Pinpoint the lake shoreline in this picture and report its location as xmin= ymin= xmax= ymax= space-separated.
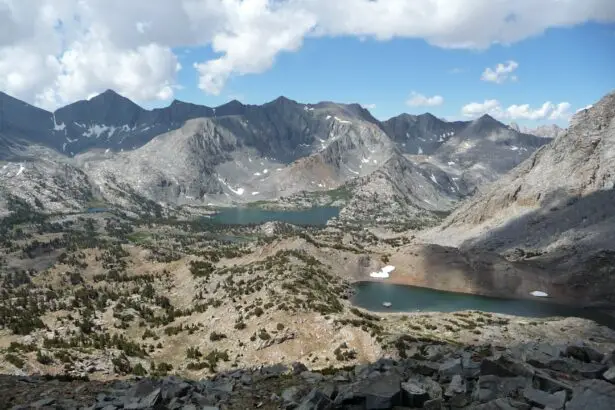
xmin=349 ymin=280 xmax=615 ymax=330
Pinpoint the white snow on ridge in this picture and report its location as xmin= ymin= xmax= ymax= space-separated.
xmin=83 ymin=124 xmax=112 ymax=138
xmin=251 ymin=192 xmax=259 ymax=195
xmin=418 ymin=146 xmax=423 ymax=154
xmin=430 ymin=174 xmax=438 ymax=184
xmin=15 ymin=164 xmax=25 ymax=177
xmin=217 ymin=177 xmax=244 ymax=196
xmin=52 ymin=114 xmax=66 ymax=131
xmin=370 ymin=265 xmax=395 ymax=279
xmin=346 ymin=166 xmax=360 ymax=175
xmin=333 ymin=116 xmax=351 ymax=124
xmin=530 ymin=290 xmax=549 ymax=297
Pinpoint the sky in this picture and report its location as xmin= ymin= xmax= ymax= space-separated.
xmin=0 ymin=1 xmax=614 ymax=127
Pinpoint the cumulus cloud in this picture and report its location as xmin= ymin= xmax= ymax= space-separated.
xmin=0 ymin=0 xmax=614 ymax=108
xmin=407 ymin=92 xmax=444 ymax=107
xmin=461 ymin=99 xmax=573 ymax=121
xmin=481 ymin=60 xmax=519 ymax=83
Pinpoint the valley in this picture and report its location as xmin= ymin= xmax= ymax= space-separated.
xmin=0 ymin=89 xmax=614 ymax=409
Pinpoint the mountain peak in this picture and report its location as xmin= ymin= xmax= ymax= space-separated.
xmin=475 ymin=113 xmax=499 ymax=123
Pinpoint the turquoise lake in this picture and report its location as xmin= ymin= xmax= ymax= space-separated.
xmin=351 ymin=281 xmax=615 ymax=329
xmin=208 ymin=206 xmax=340 ymax=226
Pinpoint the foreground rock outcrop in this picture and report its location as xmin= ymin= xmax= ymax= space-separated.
xmin=3 ymin=340 xmax=615 ymax=409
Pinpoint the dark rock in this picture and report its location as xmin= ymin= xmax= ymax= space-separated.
xmin=522 ymin=343 xmax=564 ymax=368
xmin=461 ymin=351 xmax=482 ymax=378
xmin=282 ymin=386 xmax=304 ymax=404
xmin=333 ymin=383 xmax=366 ymax=407
xmin=409 ymin=360 xmax=440 ymax=377
xmin=96 ymin=393 xmax=111 ymax=403
xmin=400 ymin=380 xmax=429 ymax=407
xmin=30 ymin=398 xmax=56 ymax=408
xmin=161 ymin=377 xmax=192 ymax=401
xmin=522 ymin=387 xmax=566 ymax=409
xmin=445 ymin=374 xmax=468 ymax=407
xmin=405 ymin=374 xmax=442 ymax=399
xmin=423 ymin=398 xmax=443 ymax=410
xmin=533 ymin=370 xmax=574 ymax=394
xmin=471 ymin=398 xmax=531 ymax=409
xmin=301 ymin=371 xmax=325 ymax=384
xmin=481 ymin=356 xmax=534 ymax=378
xmin=604 ymin=367 xmax=615 ymax=383
xmin=260 ymin=364 xmax=289 ymax=378
xmin=363 ymin=373 xmax=403 ymax=409
xmin=473 ymin=375 xmax=528 ymax=403
xmin=578 ymin=362 xmax=609 ymax=379
xmin=439 ymin=358 xmax=462 ymax=382
xmin=292 ymin=362 xmax=309 ymax=375
xmin=565 ymin=345 xmax=605 ymax=363
xmin=297 ymin=388 xmax=333 ymax=410
xmin=566 ymin=379 xmax=615 ymax=410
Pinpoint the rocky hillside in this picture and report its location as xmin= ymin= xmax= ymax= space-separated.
xmin=427 ymin=114 xmax=550 ymax=192
xmin=424 ymin=90 xmax=615 ymax=306
xmin=2 ymin=340 xmax=615 ymax=410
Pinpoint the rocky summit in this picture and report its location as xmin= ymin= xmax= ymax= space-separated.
xmin=2 ymin=340 xmax=615 ymax=409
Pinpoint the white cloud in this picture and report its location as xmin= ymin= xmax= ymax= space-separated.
xmin=407 ymin=92 xmax=444 ymax=107
xmin=461 ymin=99 xmax=573 ymax=121
xmin=481 ymin=60 xmax=519 ymax=83
xmin=363 ymin=103 xmax=377 ymax=109
xmin=0 ymin=0 xmax=614 ymax=108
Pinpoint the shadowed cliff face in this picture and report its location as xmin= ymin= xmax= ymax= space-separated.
xmin=420 ymin=91 xmax=615 ymax=307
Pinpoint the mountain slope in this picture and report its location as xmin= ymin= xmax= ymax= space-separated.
xmin=0 ymin=90 xmax=551 ymax=222
xmin=382 ymin=113 xmax=468 ymax=155
xmin=82 ymin=105 xmax=396 ymax=206
xmin=336 ymin=153 xmax=464 ymax=229
xmin=427 ymin=114 xmax=551 ymax=191
xmin=425 ymin=90 xmax=615 ymax=306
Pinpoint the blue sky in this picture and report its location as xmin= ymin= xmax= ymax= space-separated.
xmin=2 ymin=1 xmax=614 ymax=128
xmin=164 ymin=22 xmax=615 ymax=126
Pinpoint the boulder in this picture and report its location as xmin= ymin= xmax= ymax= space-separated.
xmin=565 ymin=345 xmax=605 ymax=363
xmin=363 ymin=373 xmax=403 ymax=409
xmin=566 ymin=379 xmax=615 ymax=410
xmin=471 ymin=398 xmax=531 ymax=410
xmin=297 ymin=388 xmax=333 ymax=410
xmin=522 ymin=387 xmax=566 ymax=410
xmin=445 ymin=375 xmax=468 ymax=407
xmin=473 ymin=375 xmax=528 ymax=403
xmin=461 ymin=351 xmax=482 ymax=378
xmin=400 ymin=380 xmax=429 ymax=407
xmin=480 ymin=356 xmax=534 ymax=378
xmin=603 ymin=367 xmax=615 ymax=383
xmin=438 ymin=358 xmax=462 ymax=382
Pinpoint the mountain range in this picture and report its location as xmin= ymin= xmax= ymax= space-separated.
xmin=0 ymin=90 xmax=552 ymax=223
